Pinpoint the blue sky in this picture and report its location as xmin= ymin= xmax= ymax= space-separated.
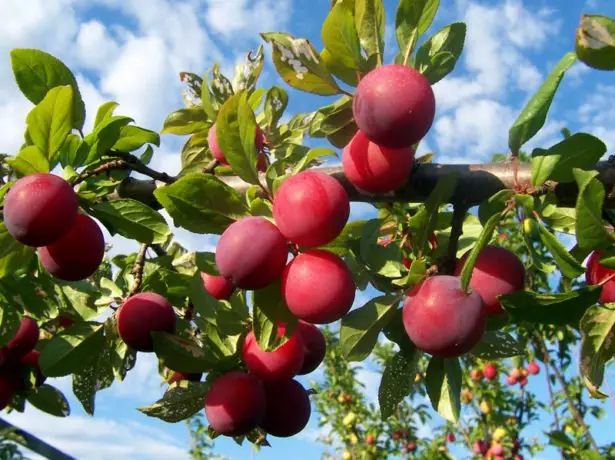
xmin=0 ymin=0 xmax=614 ymax=459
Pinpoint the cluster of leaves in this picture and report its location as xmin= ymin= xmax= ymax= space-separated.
xmin=0 ymin=0 xmax=613 ymax=458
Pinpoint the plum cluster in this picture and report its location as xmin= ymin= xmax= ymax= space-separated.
xmin=4 ymin=173 xmax=105 ymax=281
xmin=205 ymin=321 xmax=326 ymax=438
xmin=0 ymin=317 xmax=44 ymax=409
xmin=403 ymin=245 xmax=526 ymax=358
xmin=342 ymin=64 xmax=436 ymax=194
xmin=204 ymin=168 xmax=356 ymax=438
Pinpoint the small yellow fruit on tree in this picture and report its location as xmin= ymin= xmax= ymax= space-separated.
xmin=480 ymin=400 xmax=492 ymax=414
xmin=343 ymin=412 xmax=357 ymax=426
xmin=492 ymin=427 xmax=507 ymax=442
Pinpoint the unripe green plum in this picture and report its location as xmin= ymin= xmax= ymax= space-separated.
xmin=273 ymin=171 xmax=350 ymax=248
xmin=402 ymin=276 xmax=486 ymax=357
xmin=454 ymin=245 xmax=525 ymax=316
xmin=352 ymin=64 xmax=435 ymax=148
xmin=4 ymin=173 xmax=78 ymax=247
xmin=261 ymin=379 xmax=311 ymax=437
xmin=215 ymin=217 xmax=288 ymax=290
xmin=242 ymin=323 xmax=304 ymax=381
xmin=204 ymin=371 xmax=265 ymax=436
xmin=342 ymin=130 xmax=414 ymax=193
xmin=282 ymin=250 xmax=355 ymax=324
xmin=117 ymin=292 xmax=176 ymax=352
xmin=38 ymin=213 xmax=105 ymax=281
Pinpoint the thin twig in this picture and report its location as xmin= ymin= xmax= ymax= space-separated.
xmin=110 ymin=150 xmax=175 ymax=184
xmin=127 ymin=244 xmax=149 ymax=298
xmin=536 ymin=334 xmax=599 ymax=451
xmin=202 ymin=159 xmax=219 ymax=174
xmin=70 ymin=159 xmax=128 ymax=186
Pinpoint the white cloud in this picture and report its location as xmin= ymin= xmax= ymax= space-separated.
xmin=577 ymin=84 xmax=615 ymax=152
xmin=75 ymin=20 xmax=121 ymax=72
xmin=204 ymin=0 xmax=292 ymax=40
xmin=5 ymin=407 xmax=188 ymax=460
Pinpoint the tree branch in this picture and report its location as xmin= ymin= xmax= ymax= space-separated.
xmin=108 ymin=161 xmax=615 ymax=210
xmin=127 ymin=243 xmax=148 ymax=298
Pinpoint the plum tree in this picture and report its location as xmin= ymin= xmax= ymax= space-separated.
xmin=200 ymin=273 xmax=234 ymax=300
xmin=215 ymin=217 xmax=288 ymax=290
xmin=242 ymin=323 xmax=304 ymax=381
xmin=168 ymin=371 xmax=202 ymax=383
xmin=260 ymin=379 xmax=311 ymax=437
xmin=483 ymin=363 xmax=498 ymax=381
xmin=585 ymin=250 xmax=615 ymax=303
xmin=5 ymin=317 xmax=39 ymax=358
xmin=272 ymin=171 xmax=350 ymax=248
xmin=402 ymin=276 xmax=486 ymax=357
xmin=296 ymin=321 xmax=326 ymax=375
xmin=207 ymin=122 xmax=266 ymax=171
xmin=204 ymin=372 xmax=266 ymax=437
xmin=342 ymin=130 xmax=414 ymax=193
xmin=471 ymin=368 xmax=484 ymax=381
xmin=281 ymin=250 xmax=356 ymax=324
xmin=116 ymin=292 xmax=176 ymax=352
xmin=454 ymin=245 xmax=525 ymax=316
xmin=4 ymin=173 xmax=78 ymax=247
xmin=352 ymin=64 xmax=436 ymax=148
xmin=38 ymin=213 xmax=105 ymax=281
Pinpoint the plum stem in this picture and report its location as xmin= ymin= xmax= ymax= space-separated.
xmin=127 ymin=243 xmax=149 ymax=298
xmin=202 ymin=159 xmax=219 ymax=174
xmin=110 ymin=150 xmax=175 ymax=184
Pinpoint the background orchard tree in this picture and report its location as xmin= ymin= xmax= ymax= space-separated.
xmin=0 ymin=1 xmax=614 ymax=459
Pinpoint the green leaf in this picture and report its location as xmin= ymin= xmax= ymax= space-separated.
xmin=360 ymin=220 xmax=404 ymax=278
xmin=27 ymin=385 xmax=70 ymax=417
xmin=459 ymin=212 xmax=502 ymax=292
xmin=426 ymin=357 xmax=461 ymax=423
xmin=8 ymin=146 xmax=50 ymax=176
xmin=264 ymin=87 xmax=289 ymax=129
xmin=200 ymin=74 xmax=218 ymax=121
xmin=576 ymin=14 xmax=615 ymax=71
xmin=113 ymin=125 xmax=161 ymax=152
xmin=340 ymin=295 xmax=399 ymax=362
xmin=500 ymin=286 xmax=602 ymax=326
xmin=417 ymin=172 xmax=458 ymax=253
xmin=90 ymin=199 xmax=171 ymax=245
xmin=138 ymin=381 xmax=210 ymax=423
xmin=355 ymin=0 xmax=385 ymax=63
xmin=531 ymin=133 xmax=606 ymax=186
xmin=154 ymin=173 xmax=249 ymax=234
xmin=179 ymin=130 xmax=209 ymax=174
xmin=470 ymin=330 xmax=524 ymax=359
xmin=72 ymin=318 xmax=122 ymax=415
xmin=322 ymin=3 xmax=363 ymax=70
xmin=536 ymin=221 xmax=584 ymax=279
xmin=508 ymin=52 xmax=577 ymax=154
xmin=217 ymin=92 xmax=261 ymax=185
xmin=416 ymin=22 xmax=466 ymax=85
xmin=580 ymin=304 xmax=615 ymax=398
xmin=0 ymin=223 xmax=35 ymax=279
xmin=252 ymin=280 xmax=297 ymax=352
xmin=546 ymin=431 xmax=575 ymax=449
xmin=161 ymin=107 xmax=209 ymax=135
xmin=261 ymin=32 xmax=341 ymax=96
xmin=152 ymin=332 xmax=214 ymax=373
xmin=78 ymin=115 xmax=134 ymax=165
xmin=395 ymin=0 xmax=440 ymax=66
xmin=0 ymin=302 xmax=22 ymax=348
xmin=93 ymin=101 xmax=119 ymax=127
xmin=10 ymin=48 xmax=86 ymax=130
xmin=323 ymin=220 xmax=368 ymax=256
xmin=209 ymin=63 xmax=235 ymax=106
xmin=321 ymin=48 xmax=359 ymax=86
xmin=379 ymin=346 xmax=422 ymax=420
xmin=58 ymin=134 xmax=82 ymax=168
xmin=39 ymin=322 xmax=105 ymax=377
xmin=477 ymin=189 xmax=514 ymax=226
xmin=26 ymin=85 xmax=73 ymax=162
xmin=574 ymin=169 xmax=611 ymax=249
xmin=232 ymin=45 xmax=265 ymax=94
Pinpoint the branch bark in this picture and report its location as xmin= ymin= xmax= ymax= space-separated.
xmin=109 ymin=161 xmax=615 ymax=209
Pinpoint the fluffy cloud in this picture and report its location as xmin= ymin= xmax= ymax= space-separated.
xmin=578 ymin=84 xmax=615 ymax=152
xmin=5 ymin=408 xmax=188 ymax=460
